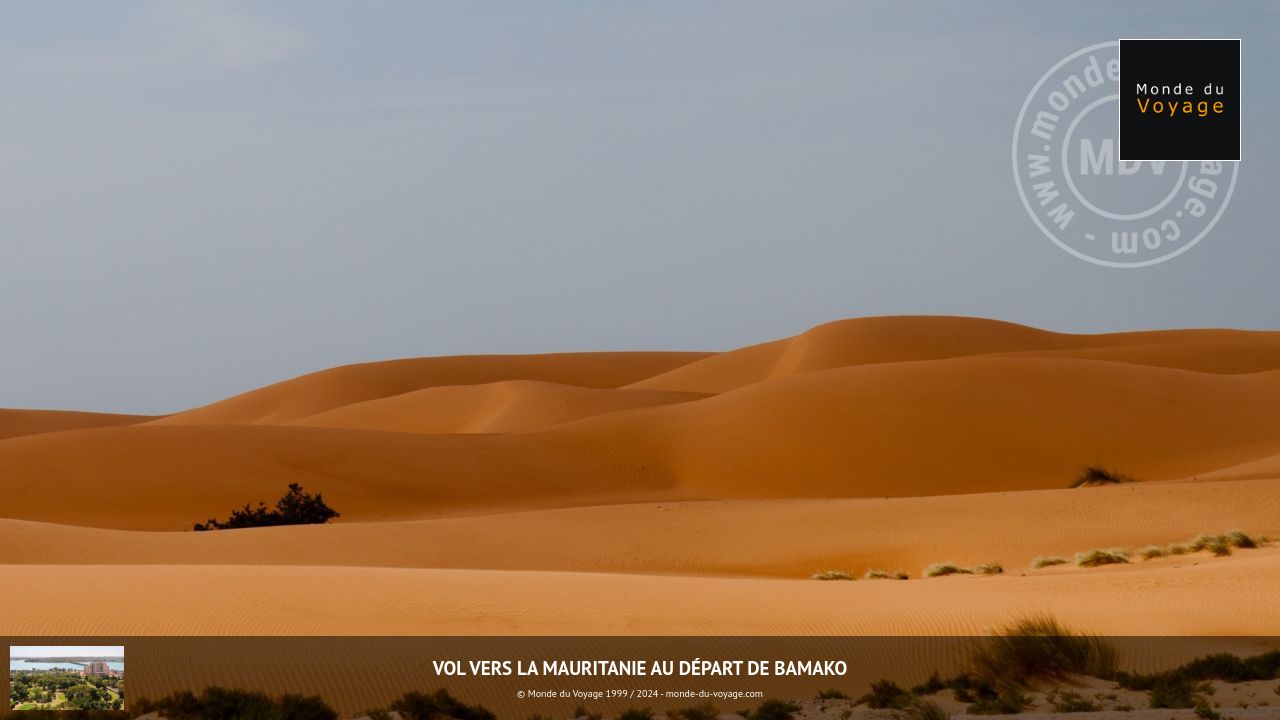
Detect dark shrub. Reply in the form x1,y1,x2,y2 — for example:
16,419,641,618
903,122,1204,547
910,671,946,696
278,693,339,720
1071,465,1134,487
815,689,848,699
857,679,912,709
194,483,340,531
966,687,1028,715
751,699,801,720
1149,675,1197,709
392,690,496,720
1046,690,1101,712
970,615,1117,686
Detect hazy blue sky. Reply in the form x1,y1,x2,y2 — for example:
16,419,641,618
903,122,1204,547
2,1,1277,414
9,646,124,658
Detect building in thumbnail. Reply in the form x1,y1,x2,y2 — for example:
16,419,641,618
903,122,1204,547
82,661,114,677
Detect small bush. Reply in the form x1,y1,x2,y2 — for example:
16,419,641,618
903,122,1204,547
811,569,853,580
1031,555,1068,569
1149,675,1198,709
857,679,912,710
1075,548,1130,567
1225,529,1259,548
1190,534,1232,556
750,699,800,720
815,689,848,699
966,688,1028,715
1167,542,1193,555
132,686,338,720
975,562,1004,576
1046,689,1101,712
970,615,1118,687
862,568,909,580
923,562,973,578
617,708,653,720
194,483,340,531
903,698,951,720
1139,544,1166,560
1071,466,1134,488
392,690,496,720
910,671,947,696
1195,704,1223,720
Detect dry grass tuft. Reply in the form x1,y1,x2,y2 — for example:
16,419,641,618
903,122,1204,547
923,562,974,578
971,615,1118,687
862,568,909,580
1075,548,1130,568
1139,545,1166,560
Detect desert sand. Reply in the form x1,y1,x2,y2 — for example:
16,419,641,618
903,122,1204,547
2,316,1279,637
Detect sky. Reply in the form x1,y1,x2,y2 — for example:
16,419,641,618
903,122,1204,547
9,646,124,659
2,1,1278,414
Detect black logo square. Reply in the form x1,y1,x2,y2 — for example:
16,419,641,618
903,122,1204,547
1119,39,1240,161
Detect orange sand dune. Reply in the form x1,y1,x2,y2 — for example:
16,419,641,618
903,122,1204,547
4,357,1280,530
2,478,1277,577
4,316,1280,640
992,339,1280,375
3,553,1279,636
0,423,673,530
629,316,1280,393
152,351,710,425
1195,450,1280,482
628,316,1070,393
290,380,705,434
0,408,153,441
619,357,1280,499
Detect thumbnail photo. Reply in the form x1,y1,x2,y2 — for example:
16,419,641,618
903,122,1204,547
8,647,124,712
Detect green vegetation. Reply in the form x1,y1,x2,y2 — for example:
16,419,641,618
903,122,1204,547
974,562,1004,576
748,700,800,720
970,615,1117,686
132,687,336,720
194,483,340,531
861,568,909,580
846,623,1280,717
810,569,853,580
1045,689,1102,712
9,669,123,712
922,562,973,578
393,690,495,720
1138,544,1166,559
1195,704,1224,719
1070,465,1134,488
964,688,1028,715
1039,529,1271,569
902,699,951,720
856,680,912,710
1075,548,1130,567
